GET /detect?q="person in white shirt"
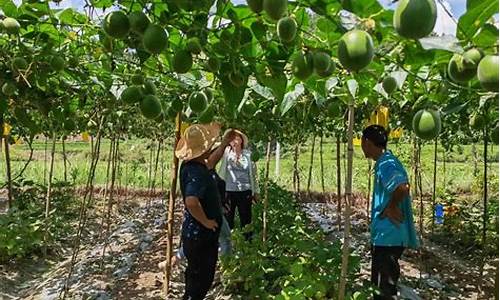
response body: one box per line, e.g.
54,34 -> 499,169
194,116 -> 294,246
219,130 -> 259,240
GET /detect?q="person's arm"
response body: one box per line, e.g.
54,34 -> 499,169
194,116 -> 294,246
207,129 -> 236,169
382,183 -> 410,226
185,196 -> 218,231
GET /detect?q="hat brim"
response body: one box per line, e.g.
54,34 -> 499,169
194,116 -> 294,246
175,123 -> 220,160
224,129 -> 249,147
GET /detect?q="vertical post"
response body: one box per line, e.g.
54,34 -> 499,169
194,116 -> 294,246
275,141 -> 280,179
367,161 -> 372,224
44,132 -> 57,255
262,140 -> 272,243
320,135 -> 325,193
62,137 -> 68,182
336,135 -> 342,230
164,114 -> 182,297
3,123 -> 13,208
338,103 -> 355,300
482,125 -> 488,251
431,137 -> 438,234
307,135 -> 316,194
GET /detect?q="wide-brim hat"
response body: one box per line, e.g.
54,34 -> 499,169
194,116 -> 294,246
175,123 -> 221,160
224,128 -> 249,147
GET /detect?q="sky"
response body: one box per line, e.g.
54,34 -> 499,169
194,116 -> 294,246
14,0 -> 481,36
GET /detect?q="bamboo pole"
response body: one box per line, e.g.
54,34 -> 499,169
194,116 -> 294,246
4,130 -> 12,208
263,140 -> 272,243
275,141 -> 280,179
43,132 -> 57,255
62,137 -> 68,182
338,103 -> 355,300
336,135 -> 342,230
307,135 -> 316,194
320,135 -> 325,193
164,114 -> 182,297
431,137 -> 438,234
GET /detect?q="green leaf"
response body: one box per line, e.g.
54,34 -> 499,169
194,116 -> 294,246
442,101 -> 469,115
473,23 -> 499,48
258,72 -> 287,102
419,35 -> 464,53
220,75 -> 246,108
457,0 -> 499,40
347,79 -> 358,98
281,83 -> 304,116
2,0 -> 18,17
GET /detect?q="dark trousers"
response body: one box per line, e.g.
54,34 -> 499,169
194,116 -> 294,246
371,246 -> 405,300
182,235 -> 219,300
225,190 -> 253,240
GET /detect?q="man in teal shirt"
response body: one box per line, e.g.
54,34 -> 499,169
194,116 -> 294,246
361,125 -> 419,300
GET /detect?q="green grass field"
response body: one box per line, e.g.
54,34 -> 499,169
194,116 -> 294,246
1,138 -> 498,199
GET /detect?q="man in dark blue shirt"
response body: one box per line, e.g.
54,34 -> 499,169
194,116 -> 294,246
175,123 -> 235,300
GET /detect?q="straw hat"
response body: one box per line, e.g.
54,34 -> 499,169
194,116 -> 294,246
175,123 -> 221,160
224,129 -> 249,147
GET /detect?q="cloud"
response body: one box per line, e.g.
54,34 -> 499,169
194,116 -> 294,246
433,0 -> 457,36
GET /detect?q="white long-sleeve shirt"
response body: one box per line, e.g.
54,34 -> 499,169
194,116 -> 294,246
219,147 -> 259,195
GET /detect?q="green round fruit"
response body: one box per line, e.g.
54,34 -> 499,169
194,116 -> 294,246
241,101 -> 258,117
102,11 -> 130,39
207,57 -> 220,73
143,24 -> 168,54
463,48 -> 483,68
120,85 -> 143,104
477,55 -> 499,92
143,80 -> 156,95
312,51 -> 331,74
129,11 -> 150,34
131,74 -> 144,85
203,88 -> 214,102
382,76 -> 397,94
229,71 -> 245,87
189,92 -> 208,113
11,57 -> 28,71
469,113 -> 484,130
172,50 -> 193,73
277,17 -> 297,42
186,37 -> 202,55
292,52 -> 314,81
140,95 -> 162,119
316,59 -> 336,77
338,29 -> 374,72
50,56 -> 65,72
247,0 -> 264,13
263,0 -> 287,21
3,18 -> 20,34
171,98 -> 184,112
2,82 -> 17,96
393,0 -> 437,39
412,109 -> 441,140
198,105 -> 215,123
447,54 -> 476,83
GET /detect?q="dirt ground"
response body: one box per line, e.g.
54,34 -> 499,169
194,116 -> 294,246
0,190 -> 497,300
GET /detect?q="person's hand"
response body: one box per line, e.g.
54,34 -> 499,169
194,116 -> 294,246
381,205 -> 403,227
252,194 -> 260,204
203,219 -> 219,231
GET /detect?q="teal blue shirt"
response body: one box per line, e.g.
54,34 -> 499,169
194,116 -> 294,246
371,151 -> 420,249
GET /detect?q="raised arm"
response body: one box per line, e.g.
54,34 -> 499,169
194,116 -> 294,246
207,129 -> 236,170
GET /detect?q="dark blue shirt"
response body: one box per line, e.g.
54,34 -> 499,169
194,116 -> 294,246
180,161 -> 223,240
